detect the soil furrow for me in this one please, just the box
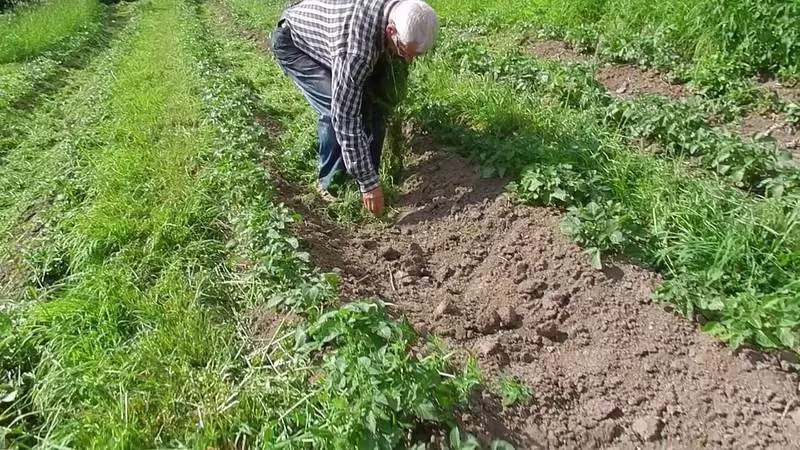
[277,135,800,449]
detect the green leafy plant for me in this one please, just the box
[560,201,641,269]
[508,164,604,207]
[496,373,533,407]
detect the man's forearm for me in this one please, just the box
[330,55,380,192]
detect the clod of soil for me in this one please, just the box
[433,299,452,318]
[381,246,401,261]
[276,134,800,448]
[632,416,664,442]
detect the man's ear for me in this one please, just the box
[385,22,397,38]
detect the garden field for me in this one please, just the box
[1,0,799,448]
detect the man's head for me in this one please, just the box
[385,0,438,63]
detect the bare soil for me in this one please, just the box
[275,134,800,449]
[595,64,688,99]
[738,113,799,161]
[527,40,688,100]
[527,40,587,64]
[759,78,800,105]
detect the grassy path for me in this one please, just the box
[0,1,142,302]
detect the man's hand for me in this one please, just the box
[362,185,384,216]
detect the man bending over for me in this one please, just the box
[272,0,439,216]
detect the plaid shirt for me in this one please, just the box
[281,0,401,193]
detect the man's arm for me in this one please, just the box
[330,53,378,193]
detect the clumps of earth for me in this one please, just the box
[280,135,800,448]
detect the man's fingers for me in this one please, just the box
[363,196,382,216]
[362,186,384,216]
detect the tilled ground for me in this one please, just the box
[280,135,800,449]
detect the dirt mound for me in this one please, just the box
[596,64,687,99]
[279,135,800,448]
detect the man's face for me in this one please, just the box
[386,23,420,63]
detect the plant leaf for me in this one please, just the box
[588,247,602,269]
[776,327,796,349]
[754,330,777,349]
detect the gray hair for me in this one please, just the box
[389,0,439,53]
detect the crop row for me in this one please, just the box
[428,0,800,96]
[433,31,800,199]
[401,14,800,353]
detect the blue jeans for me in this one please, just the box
[271,24,386,191]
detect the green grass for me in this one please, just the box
[495,374,533,407]
[0,1,142,304]
[0,0,102,63]
[1,0,484,447]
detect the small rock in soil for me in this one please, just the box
[537,322,568,343]
[436,266,455,282]
[585,398,622,422]
[518,280,546,298]
[628,395,647,406]
[394,270,414,285]
[515,262,528,276]
[769,401,785,412]
[632,416,664,442]
[669,359,686,373]
[433,300,452,318]
[543,291,571,307]
[382,247,401,261]
[361,239,378,249]
[497,306,518,328]
[477,309,501,334]
[478,338,500,356]
[791,408,800,426]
